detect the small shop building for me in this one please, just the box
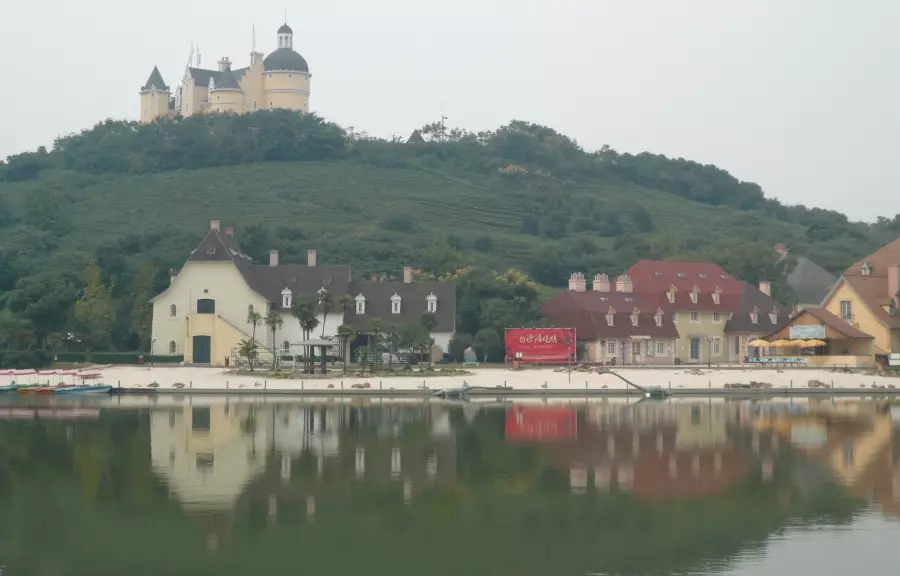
[756,307,875,367]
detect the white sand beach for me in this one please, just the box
[50,364,900,392]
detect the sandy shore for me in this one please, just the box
[37,365,900,392]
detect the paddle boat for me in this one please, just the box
[55,384,112,395]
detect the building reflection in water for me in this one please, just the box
[148,398,900,520]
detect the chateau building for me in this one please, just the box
[150,220,455,366]
[140,24,311,124]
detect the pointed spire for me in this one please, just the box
[141,66,169,92]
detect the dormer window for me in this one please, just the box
[769,308,778,324]
[391,293,402,314]
[677,273,685,279]
[654,272,663,278]
[690,287,699,304]
[606,307,615,326]
[281,288,292,309]
[426,293,438,313]
[721,274,729,280]
[655,310,663,327]
[712,287,721,305]
[667,286,676,304]
[699,273,707,280]
[625,297,633,303]
[861,261,871,276]
[630,308,639,327]
[750,307,759,324]
[355,294,366,314]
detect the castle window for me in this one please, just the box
[426,293,438,313]
[169,341,177,354]
[170,304,177,317]
[281,288,292,309]
[355,294,366,314]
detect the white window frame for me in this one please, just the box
[712,292,720,305]
[690,311,700,323]
[713,338,722,356]
[750,311,758,324]
[426,293,437,313]
[655,314,663,327]
[769,313,777,324]
[712,312,722,323]
[689,290,698,304]
[170,304,177,318]
[606,339,617,355]
[656,340,666,356]
[169,340,177,354]
[606,314,614,326]
[356,295,366,315]
[840,300,852,321]
[630,314,638,327]
[631,341,642,358]
[667,291,675,304]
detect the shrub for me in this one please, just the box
[0,350,52,369]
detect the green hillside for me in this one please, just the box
[0,110,897,357]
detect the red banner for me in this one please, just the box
[505,407,577,442]
[505,328,576,363]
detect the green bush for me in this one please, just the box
[0,350,52,369]
[55,351,87,363]
[72,352,185,365]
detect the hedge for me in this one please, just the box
[53,352,184,365]
[0,350,52,369]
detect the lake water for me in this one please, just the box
[0,395,898,575]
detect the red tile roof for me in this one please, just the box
[625,260,748,312]
[540,290,680,341]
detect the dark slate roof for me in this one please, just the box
[407,130,426,144]
[264,48,309,72]
[236,261,352,305]
[540,290,680,341]
[344,280,456,333]
[212,65,242,90]
[187,67,221,86]
[723,282,792,334]
[278,23,293,34]
[786,256,836,306]
[141,66,169,92]
[186,229,251,263]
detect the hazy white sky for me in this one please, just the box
[1,0,897,221]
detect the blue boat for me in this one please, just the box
[0,384,16,393]
[55,384,113,395]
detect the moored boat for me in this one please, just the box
[55,384,113,395]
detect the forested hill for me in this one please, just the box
[0,110,898,354]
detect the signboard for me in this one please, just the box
[505,328,576,364]
[890,353,900,367]
[789,325,826,339]
[505,407,577,442]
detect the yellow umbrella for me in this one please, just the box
[769,339,793,346]
[805,339,826,347]
[788,339,810,347]
[747,339,769,347]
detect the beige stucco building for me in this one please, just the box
[140,24,311,123]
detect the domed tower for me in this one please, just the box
[208,58,245,114]
[262,23,311,112]
[139,66,171,123]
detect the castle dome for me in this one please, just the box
[277,23,293,34]
[264,49,309,73]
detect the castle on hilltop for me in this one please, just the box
[139,23,311,124]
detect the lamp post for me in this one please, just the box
[707,337,712,368]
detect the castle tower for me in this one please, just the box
[208,59,245,114]
[262,23,311,112]
[139,66,171,123]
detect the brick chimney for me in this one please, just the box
[592,274,610,293]
[269,250,279,267]
[889,265,900,309]
[223,226,234,237]
[568,273,586,292]
[403,267,412,283]
[307,249,316,267]
[614,274,633,294]
[759,280,771,296]
[210,219,220,232]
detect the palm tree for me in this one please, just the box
[238,338,259,372]
[291,296,318,373]
[264,311,284,371]
[317,289,335,338]
[336,324,356,373]
[246,309,262,342]
[339,293,354,316]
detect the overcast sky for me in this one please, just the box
[1,0,897,221]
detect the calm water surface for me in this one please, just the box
[0,395,899,575]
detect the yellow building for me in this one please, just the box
[139,23,311,123]
[820,238,900,358]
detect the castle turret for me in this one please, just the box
[262,23,311,113]
[139,66,171,123]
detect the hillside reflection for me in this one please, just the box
[0,397,898,575]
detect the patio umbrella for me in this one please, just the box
[747,339,769,347]
[769,339,794,346]
[788,339,811,347]
[805,339,826,347]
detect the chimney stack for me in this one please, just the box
[568,273,586,292]
[889,265,900,309]
[403,267,412,284]
[592,274,610,293]
[269,250,279,267]
[307,249,317,267]
[210,219,220,232]
[615,275,633,294]
[759,280,771,296]
[223,226,234,237]
[217,57,230,72]
[169,268,178,285]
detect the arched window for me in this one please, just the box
[282,340,290,353]
[248,304,255,315]
[169,341,177,354]
[170,304,177,317]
